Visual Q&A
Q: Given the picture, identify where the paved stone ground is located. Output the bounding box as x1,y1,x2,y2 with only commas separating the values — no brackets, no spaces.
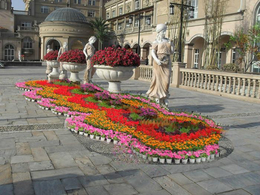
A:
0,66,260,195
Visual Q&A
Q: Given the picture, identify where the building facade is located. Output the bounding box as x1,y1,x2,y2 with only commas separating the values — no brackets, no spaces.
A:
105,0,260,72
0,0,106,61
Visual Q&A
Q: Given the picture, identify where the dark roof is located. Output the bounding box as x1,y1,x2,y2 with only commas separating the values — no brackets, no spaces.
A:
45,8,87,23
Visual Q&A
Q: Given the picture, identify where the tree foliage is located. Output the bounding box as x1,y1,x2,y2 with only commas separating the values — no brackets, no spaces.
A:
89,17,113,49
225,24,260,72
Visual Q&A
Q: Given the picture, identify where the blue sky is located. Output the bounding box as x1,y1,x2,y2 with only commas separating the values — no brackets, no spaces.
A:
12,0,25,10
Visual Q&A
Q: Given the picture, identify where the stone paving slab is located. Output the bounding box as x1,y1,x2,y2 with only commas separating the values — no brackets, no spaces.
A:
1,66,260,194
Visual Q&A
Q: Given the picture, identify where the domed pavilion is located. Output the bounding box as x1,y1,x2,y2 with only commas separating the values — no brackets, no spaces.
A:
39,7,93,59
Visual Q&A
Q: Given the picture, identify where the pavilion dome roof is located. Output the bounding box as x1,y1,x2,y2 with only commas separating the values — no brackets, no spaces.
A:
45,7,87,23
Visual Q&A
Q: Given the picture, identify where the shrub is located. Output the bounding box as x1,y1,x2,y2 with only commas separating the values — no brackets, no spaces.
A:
221,63,240,72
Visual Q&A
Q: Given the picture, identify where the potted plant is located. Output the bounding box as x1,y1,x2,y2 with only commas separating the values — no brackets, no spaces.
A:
58,49,87,82
181,155,188,164
189,155,196,164
165,155,172,164
94,132,101,140
159,156,166,164
151,154,159,162
91,47,140,93
101,134,106,141
84,130,90,137
106,135,112,143
78,127,84,135
201,153,208,162
113,136,119,144
44,50,59,81
210,150,215,160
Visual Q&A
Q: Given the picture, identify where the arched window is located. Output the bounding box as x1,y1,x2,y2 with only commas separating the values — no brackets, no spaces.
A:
4,44,14,61
23,37,32,48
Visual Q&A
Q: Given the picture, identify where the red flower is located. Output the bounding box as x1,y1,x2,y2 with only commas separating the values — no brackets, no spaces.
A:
91,47,140,67
44,50,58,61
59,50,86,64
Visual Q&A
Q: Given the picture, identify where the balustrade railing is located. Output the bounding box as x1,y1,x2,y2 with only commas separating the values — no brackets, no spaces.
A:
139,65,153,81
136,65,260,102
179,69,260,99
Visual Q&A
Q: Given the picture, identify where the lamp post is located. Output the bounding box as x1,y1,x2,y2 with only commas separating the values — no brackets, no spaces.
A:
129,14,142,56
170,0,194,62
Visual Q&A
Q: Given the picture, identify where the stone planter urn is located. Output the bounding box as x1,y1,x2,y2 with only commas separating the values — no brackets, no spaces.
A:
47,60,59,82
94,65,135,93
63,62,86,82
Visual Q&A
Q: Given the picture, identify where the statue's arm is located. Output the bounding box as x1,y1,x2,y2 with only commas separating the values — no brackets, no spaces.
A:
151,49,162,66
57,48,62,60
83,44,88,59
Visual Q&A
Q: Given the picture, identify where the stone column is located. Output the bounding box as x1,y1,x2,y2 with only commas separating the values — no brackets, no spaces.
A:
183,44,193,68
171,62,186,87
140,47,144,60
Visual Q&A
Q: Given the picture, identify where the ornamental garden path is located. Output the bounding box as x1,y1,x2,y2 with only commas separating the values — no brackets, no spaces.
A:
0,66,260,195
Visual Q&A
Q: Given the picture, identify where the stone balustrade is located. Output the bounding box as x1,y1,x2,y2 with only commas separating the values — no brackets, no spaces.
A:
134,64,260,103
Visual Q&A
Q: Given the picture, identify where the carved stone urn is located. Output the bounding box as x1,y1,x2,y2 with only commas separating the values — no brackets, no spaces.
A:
47,60,59,82
63,62,86,82
94,65,135,93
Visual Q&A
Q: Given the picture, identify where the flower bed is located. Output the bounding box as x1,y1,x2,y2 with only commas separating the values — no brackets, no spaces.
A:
16,80,223,164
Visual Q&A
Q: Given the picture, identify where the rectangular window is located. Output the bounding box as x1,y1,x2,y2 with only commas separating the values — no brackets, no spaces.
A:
118,23,122,30
88,0,95,5
232,49,236,64
112,10,116,17
134,18,139,26
88,10,95,17
194,49,199,68
135,0,139,10
41,6,49,13
216,51,222,68
54,0,62,2
145,17,151,25
119,7,123,15
74,0,81,4
189,0,198,19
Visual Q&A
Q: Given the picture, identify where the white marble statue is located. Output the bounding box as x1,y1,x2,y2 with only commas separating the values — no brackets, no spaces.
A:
58,42,68,80
83,36,97,84
146,24,174,107
18,50,21,62
47,45,53,53
46,45,53,75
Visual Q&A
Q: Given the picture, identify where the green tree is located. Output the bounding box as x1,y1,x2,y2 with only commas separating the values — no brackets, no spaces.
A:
226,24,260,72
89,17,113,50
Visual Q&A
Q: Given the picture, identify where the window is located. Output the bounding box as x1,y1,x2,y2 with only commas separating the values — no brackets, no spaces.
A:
88,10,95,17
119,7,123,15
23,37,33,49
145,17,151,25
134,18,139,26
4,44,14,61
135,0,139,10
112,10,116,17
54,0,62,2
118,23,122,30
88,0,95,5
194,49,199,68
41,6,49,13
74,0,81,4
232,49,236,64
21,22,31,30
189,0,198,19
106,12,109,19
216,51,222,68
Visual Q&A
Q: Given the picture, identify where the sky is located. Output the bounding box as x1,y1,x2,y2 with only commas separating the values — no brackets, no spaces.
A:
12,0,25,10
